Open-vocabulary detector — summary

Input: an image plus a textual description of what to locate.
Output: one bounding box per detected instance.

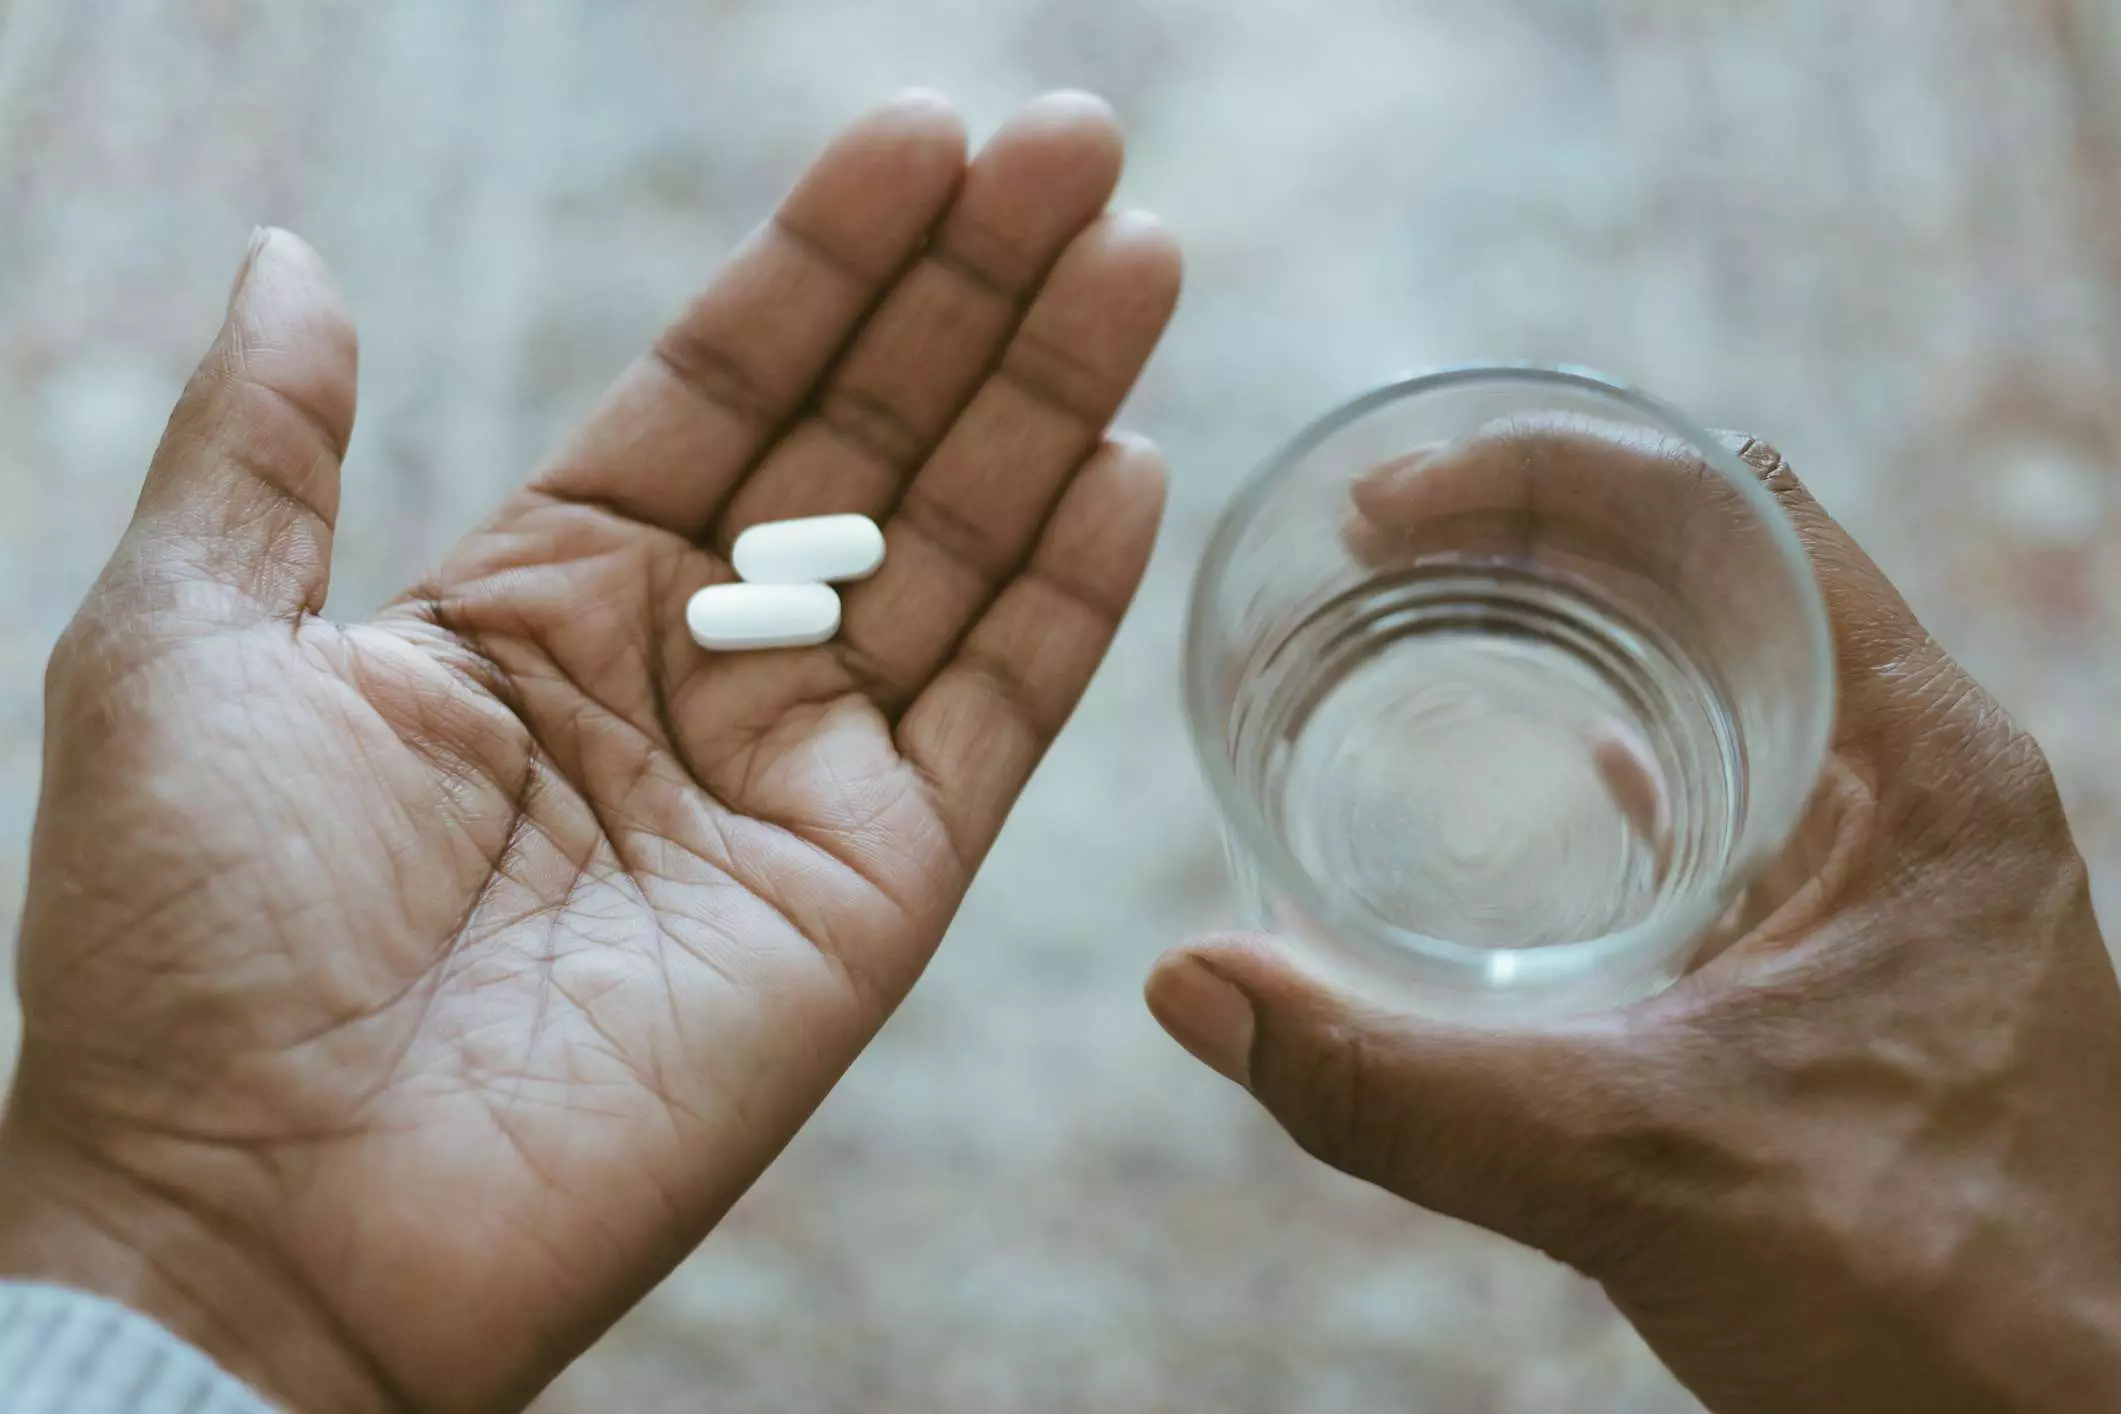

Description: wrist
[1932,1240,2121,1412]
[0,1113,403,1414]
[1939,919,2121,1412]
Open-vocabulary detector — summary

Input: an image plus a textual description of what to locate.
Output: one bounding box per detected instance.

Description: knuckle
[42,614,117,729]
[1988,730,2062,819]
[43,615,87,691]
[1983,728,2083,873]
[1894,656,2071,857]
[43,595,124,708]
[1254,1021,1547,1236]
[1522,1057,1731,1276]
[1256,1018,1414,1192]
[42,577,194,745]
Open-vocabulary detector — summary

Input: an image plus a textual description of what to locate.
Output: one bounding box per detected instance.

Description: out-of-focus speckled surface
[3,2,2120,1410]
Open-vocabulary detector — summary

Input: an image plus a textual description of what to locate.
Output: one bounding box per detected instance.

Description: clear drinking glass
[1184,366,1835,1020]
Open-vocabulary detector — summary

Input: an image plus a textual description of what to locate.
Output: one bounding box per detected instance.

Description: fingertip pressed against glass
[1184,365,1835,1021]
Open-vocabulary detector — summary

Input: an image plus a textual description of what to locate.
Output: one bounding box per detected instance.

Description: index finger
[530,91,970,537]
[1346,421,1930,691]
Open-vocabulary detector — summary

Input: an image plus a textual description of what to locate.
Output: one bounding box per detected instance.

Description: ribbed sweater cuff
[0,1281,275,1413]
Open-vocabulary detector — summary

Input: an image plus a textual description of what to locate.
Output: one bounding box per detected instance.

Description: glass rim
[1181,362,1838,990]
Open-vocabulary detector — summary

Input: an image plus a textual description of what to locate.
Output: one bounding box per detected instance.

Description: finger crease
[924,238,1017,304]
[648,340,781,432]
[222,442,336,528]
[246,377,353,462]
[770,212,885,292]
[949,645,1062,741]
[999,328,1111,426]
[1020,557,1131,627]
[827,638,922,720]
[815,384,929,475]
[894,488,1016,583]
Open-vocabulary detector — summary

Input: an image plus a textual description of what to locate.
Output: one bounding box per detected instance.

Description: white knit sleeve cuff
[0,1281,276,1413]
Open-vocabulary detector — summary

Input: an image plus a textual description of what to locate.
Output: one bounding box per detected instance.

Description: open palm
[3,92,1178,1414]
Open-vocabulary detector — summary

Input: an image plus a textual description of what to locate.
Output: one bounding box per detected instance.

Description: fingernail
[889,85,954,114]
[228,226,274,311]
[1152,959,1255,1087]
[1029,89,1116,120]
[1107,207,1168,238]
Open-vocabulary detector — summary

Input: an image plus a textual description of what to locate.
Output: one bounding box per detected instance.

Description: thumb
[120,227,358,625]
[1147,935,1662,1266]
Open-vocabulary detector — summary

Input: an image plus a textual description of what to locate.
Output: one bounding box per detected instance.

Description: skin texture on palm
[0,90,1180,1414]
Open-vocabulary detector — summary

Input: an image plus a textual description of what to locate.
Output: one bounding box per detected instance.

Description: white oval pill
[732,513,886,585]
[686,582,841,651]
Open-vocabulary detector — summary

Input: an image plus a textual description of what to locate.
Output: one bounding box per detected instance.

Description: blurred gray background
[4,2,2120,1410]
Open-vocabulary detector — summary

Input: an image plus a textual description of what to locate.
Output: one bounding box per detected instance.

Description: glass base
[1223,561,1741,1018]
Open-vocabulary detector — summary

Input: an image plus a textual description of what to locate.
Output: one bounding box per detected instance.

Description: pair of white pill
[686,514,885,651]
